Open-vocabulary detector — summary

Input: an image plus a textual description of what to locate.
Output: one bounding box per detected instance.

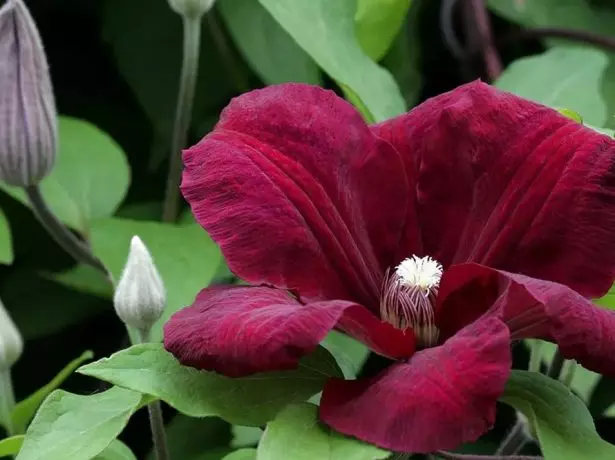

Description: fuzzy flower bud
[113,236,166,333]
[168,0,216,18]
[0,0,57,187]
[0,298,23,371]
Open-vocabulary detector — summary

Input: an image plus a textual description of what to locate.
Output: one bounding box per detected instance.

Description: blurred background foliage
[2,0,615,458]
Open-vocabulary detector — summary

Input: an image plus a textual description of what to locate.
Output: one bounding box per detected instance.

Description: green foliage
[218,0,321,85]
[0,435,24,457]
[100,0,241,169]
[146,414,231,460]
[0,117,130,233]
[94,440,137,460]
[257,403,389,460]
[321,330,370,378]
[355,0,412,61]
[77,343,342,426]
[15,387,142,460]
[56,218,222,341]
[10,351,94,434]
[495,47,609,126]
[0,209,13,264]
[221,449,257,460]
[259,0,406,122]
[501,370,615,460]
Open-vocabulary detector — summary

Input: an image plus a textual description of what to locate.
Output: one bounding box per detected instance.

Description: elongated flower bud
[113,236,166,333]
[168,0,215,18]
[0,0,57,187]
[0,298,23,371]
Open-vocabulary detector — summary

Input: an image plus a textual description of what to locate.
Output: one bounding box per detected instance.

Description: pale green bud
[168,0,215,18]
[0,298,23,371]
[113,236,166,332]
[0,0,57,187]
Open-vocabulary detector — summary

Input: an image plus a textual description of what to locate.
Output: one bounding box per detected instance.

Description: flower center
[380,255,443,348]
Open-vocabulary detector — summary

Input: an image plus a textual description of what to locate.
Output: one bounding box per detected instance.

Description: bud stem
[494,416,531,456]
[162,13,203,223]
[135,328,170,460]
[0,369,16,435]
[25,186,108,275]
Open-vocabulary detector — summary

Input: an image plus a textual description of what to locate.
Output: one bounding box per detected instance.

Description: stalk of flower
[162,0,216,222]
[0,0,106,275]
[0,297,23,436]
[113,236,169,460]
[162,81,615,454]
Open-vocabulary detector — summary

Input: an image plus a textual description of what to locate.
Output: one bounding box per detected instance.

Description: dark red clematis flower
[163,81,615,453]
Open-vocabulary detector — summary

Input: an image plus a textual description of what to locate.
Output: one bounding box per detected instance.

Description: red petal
[373,80,615,298]
[438,263,615,378]
[319,316,511,453]
[336,305,415,360]
[181,84,408,307]
[163,286,364,377]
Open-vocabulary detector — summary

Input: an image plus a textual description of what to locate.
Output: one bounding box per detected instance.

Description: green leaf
[93,440,137,460]
[1,270,109,340]
[218,0,321,85]
[257,403,389,460]
[500,370,615,460]
[0,436,24,457]
[0,209,13,265]
[595,284,615,310]
[0,117,130,233]
[495,46,609,127]
[231,426,262,448]
[55,218,222,342]
[78,343,342,427]
[605,403,615,418]
[101,0,242,170]
[355,0,411,61]
[222,449,256,460]
[11,351,95,434]
[16,386,142,460]
[321,331,369,378]
[147,414,231,460]
[523,340,600,404]
[259,0,406,122]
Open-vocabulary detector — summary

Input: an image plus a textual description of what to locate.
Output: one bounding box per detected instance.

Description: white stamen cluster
[380,255,443,348]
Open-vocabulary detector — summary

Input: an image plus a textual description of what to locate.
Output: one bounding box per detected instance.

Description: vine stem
[0,369,15,435]
[162,14,203,223]
[25,185,108,274]
[136,328,170,460]
[468,0,502,81]
[494,418,530,456]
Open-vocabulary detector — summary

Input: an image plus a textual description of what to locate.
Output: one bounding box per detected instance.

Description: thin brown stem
[468,0,502,80]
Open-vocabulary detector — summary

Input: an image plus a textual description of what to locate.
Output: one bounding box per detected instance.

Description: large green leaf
[259,0,406,122]
[0,117,130,233]
[0,209,13,264]
[218,0,321,85]
[488,0,615,128]
[15,387,142,460]
[495,46,609,127]
[55,217,222,341]
[222,449,256,460]
[257,403,389,460]
[0,436,24,457]
[78,343,342,427]
[500,370,615,460]
[94,440,137,460]
[101,0,241,169]
[11,351,94,434]
[355,0,411,61]
[321,331,369,379]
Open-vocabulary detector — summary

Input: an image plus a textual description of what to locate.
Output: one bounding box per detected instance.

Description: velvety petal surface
[373,80,615,298]
[182,84,408,307]
[163,286,363,377]
[319,316,511,453]
[437,263,615,378]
